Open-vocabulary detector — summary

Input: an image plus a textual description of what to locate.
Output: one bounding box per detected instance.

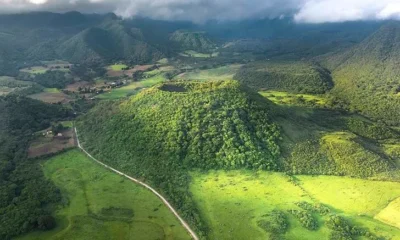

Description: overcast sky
[1,0,400,23]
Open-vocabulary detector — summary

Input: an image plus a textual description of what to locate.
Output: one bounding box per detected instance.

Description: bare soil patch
[28,128,76,158]
[29,92,71,103]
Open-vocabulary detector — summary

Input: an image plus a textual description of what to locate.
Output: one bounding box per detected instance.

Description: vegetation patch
[260,90,327,107]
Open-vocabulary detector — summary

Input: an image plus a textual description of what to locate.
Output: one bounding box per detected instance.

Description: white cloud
[0,0,399,23]
[294,0,400,23]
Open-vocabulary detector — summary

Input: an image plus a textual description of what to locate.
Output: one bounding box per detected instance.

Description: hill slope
[170,31,216,52]
[325,22,400,124]
[59,20,163,64]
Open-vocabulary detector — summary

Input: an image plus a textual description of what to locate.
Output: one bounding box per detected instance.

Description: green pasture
[16,150,190,240]
[20,66,48,74]
[175,64,242,81]
[259,90,327,106]
[190,170,400,240]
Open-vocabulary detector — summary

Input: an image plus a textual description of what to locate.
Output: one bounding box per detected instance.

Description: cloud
[0,0,399,23]
[294,0,400,23]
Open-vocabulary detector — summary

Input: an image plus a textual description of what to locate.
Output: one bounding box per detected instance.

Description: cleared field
[190,170,400,240]
[20,66,48,74]
[17,150,191,240]
[64,81,90,92]
[259,90,327,107]
[109,64,128,71]
[29,91,71,103]
[28,128,75,158]
[106,64,154,78]
[175,64,242,81]
[179,50,219,58]
[97,74,167,100]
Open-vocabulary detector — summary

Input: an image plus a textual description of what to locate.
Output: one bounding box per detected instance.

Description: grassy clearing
[179,50,219,58]
[17,150,190,240]
[44,88,61,93]
[108,64,128,71]
[376,197,400,228]
[190,170,400,240]
[259,90,327,106]
[97,74,167,100]
[175,64,242,82]
[20,66,48,74]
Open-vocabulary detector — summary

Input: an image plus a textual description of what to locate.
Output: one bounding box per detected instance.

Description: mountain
[170,30,216,52]
[0,12,165,75]
[324,22,400,124]
[59,19,163,64]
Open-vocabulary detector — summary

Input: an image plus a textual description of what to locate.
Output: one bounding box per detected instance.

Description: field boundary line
[74,127,199,240]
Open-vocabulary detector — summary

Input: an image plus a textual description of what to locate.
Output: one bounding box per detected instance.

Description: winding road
[74,127,199,240]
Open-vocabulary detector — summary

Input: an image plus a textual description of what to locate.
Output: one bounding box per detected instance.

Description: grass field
[44,88,61,93]
[20,66,48,74]
[17,150,190,240]
[97,74,167,100]
[190,170,400,240]
[259,90,327,107]
[108,64,128,71]
[175,64,242,82]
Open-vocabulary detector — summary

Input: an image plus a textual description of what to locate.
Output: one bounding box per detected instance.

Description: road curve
[74,127,199,240]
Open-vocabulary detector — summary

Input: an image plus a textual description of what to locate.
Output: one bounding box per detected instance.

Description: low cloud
[0,0,400,23]
[294,0,400,23]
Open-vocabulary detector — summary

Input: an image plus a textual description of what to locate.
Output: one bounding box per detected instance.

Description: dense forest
[0,96,71,239]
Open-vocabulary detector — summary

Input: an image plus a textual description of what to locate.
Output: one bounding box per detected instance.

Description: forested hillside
[170,31,216,52]
[0,96,70,240]
[234,61,333,94]
[324,22,400,124]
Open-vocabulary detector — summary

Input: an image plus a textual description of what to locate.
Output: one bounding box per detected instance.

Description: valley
[0,10,400,240]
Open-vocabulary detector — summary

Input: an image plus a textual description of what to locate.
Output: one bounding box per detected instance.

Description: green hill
[77,80,281,236]
[325,22,400,124]
[234,61,333,94]
[170,30,216,52]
